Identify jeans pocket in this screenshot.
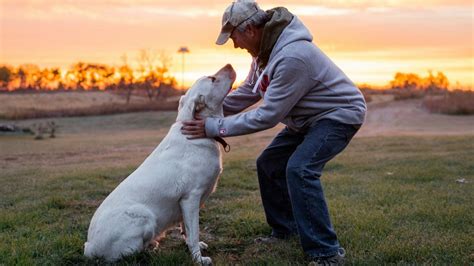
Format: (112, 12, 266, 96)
(329, 120, 359, 143)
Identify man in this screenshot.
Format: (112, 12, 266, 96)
(181, 0, 366, 264)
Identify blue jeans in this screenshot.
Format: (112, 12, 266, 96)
(256, 119, 359, 258)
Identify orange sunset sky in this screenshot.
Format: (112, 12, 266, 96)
(0, 0, 472, 88)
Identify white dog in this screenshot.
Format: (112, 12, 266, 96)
(84, 64, 236, 265)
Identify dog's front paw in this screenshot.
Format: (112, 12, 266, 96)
(147, 240, 160, 251)
(200, 256, 212, 266)
(199, 241, 208, 250)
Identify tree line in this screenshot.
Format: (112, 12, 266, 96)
(0, 49, 179, 103)
(0, 51, 454, 98)
(389, 71, 450, 92)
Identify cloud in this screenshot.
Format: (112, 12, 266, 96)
(3, 0, 472, 22)
(266, 0, 472, 9)
(1, 1, 225, 23)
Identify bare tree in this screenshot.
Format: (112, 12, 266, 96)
(48, 68, 62, 90)
(155, 51, 176, 99)
(33, 123, 47, 140)
(0, 66, 12, 91)
(136, 49, 159, 101)
(47, 121, 58, 138)
(135, 49, 178, 101)
(15, 66, 32, 90)
(118, 54, 135, 103)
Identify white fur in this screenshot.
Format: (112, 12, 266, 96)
(84, 65, 236, 265)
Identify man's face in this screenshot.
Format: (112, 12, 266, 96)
(230, 27, 259, 57)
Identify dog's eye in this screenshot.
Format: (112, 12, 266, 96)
(208, 76, 216, 82)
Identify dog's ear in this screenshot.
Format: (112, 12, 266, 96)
(193, 94, 206, 116)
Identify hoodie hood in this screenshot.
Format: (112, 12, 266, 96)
(265, 15, 313, 68)
(257, 7, 293, 69)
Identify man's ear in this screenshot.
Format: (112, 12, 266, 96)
(193, 94, 206, 117)
(246, 24, 257, 37)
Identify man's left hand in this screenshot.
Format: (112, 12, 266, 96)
(181, 116, 206, 139)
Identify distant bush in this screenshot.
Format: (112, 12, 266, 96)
(359, 89, 373, 103)
(390, 71, 449, 91)
(393, 89, 426, 101)
(358, 85, 388, 103)
(423, 91, 474, 115)
(363, 94, 372, 103)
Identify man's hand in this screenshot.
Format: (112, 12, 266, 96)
(181, 115, 206, 139)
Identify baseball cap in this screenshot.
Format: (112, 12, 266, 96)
(216, 1, 261, 45)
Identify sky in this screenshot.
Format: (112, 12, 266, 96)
(0, 0, 473, 89)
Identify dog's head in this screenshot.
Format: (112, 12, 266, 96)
(177, 64, 236, 120)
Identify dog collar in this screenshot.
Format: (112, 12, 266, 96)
(214, 137, 230, 152)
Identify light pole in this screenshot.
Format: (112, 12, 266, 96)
(177, 46, 190, 89)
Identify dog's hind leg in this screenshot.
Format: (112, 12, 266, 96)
(180, 196, 212, 265)
(180, 222, 186, 240)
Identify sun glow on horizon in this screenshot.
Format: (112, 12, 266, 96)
(0, 0, 472, 90)
(167, 46, 473, 90)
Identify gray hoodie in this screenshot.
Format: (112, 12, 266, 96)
(205, 15, 367, 138)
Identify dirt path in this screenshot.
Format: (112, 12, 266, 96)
(233, 96, 474, 149)
(357, 98, 474, 137)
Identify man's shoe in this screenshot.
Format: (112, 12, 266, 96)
(308, 248, 345, 266)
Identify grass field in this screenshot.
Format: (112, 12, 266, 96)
(1, 111, 473, 265)
(0, 92, 180, 120)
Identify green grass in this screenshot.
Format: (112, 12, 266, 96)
(1, 112, 473, 265)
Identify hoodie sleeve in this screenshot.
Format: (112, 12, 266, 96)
(222, 60, 261, 116)
(206, 57, 312, 137)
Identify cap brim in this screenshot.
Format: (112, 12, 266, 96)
(216, 31, 231, 45)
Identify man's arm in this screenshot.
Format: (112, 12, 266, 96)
(181, 60, 261, 139)
(204, 57, 313, 138)
(222, 60, 261, 116)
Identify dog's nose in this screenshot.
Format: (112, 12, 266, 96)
(223, 64, 235, 74)
(217, 64, 236, 81)
(226, 65, 236, 81)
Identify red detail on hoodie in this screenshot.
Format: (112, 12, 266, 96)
(259, 75, 270, 93)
